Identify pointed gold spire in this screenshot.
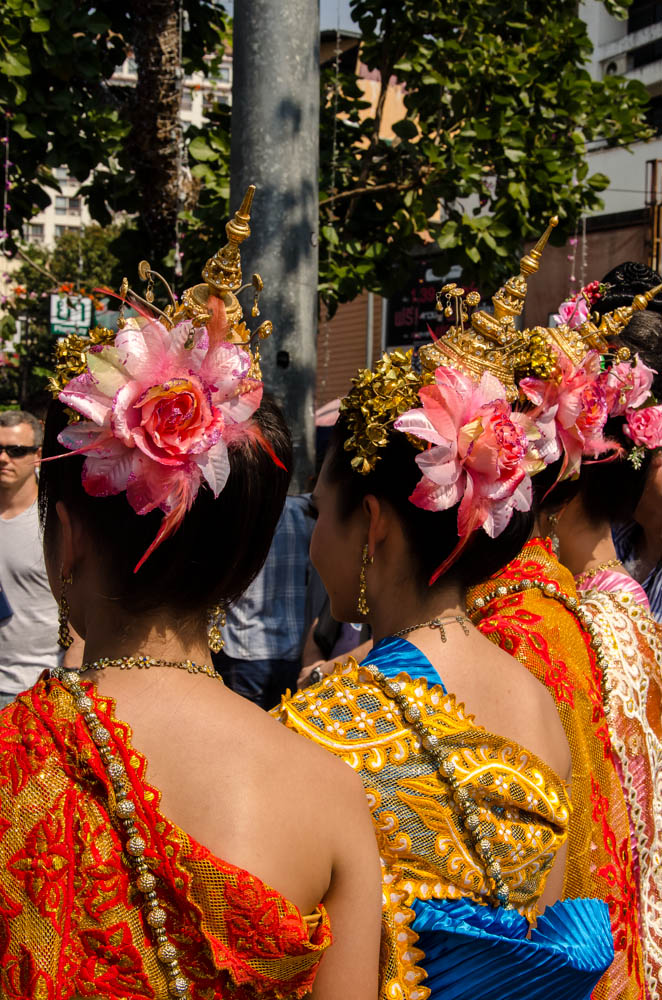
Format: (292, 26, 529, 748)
(420, 217, 558, 400)
(586, 281, 662, 341)
(201, 185, 255, 295)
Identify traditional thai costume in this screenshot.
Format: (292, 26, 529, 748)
(467, 537, 646, 1000)
(277, 638, 613, 999)
(0, 677, 330, 999)
(0, 191, 333, 999)
(575, 570, 662, 997)
(281, 225, 662, 996)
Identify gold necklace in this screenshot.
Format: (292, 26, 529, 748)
(82, 654, 224, 684)
(574, 559, 624, 591)
(362, 662, 510, 909)
(392, 614, 471, 644)
(52, 666, 192, 998)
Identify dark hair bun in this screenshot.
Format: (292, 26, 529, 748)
(597, 261, 662, 316)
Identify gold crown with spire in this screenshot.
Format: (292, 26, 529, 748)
(419, 217, 559, 400)
(51, 186, 273, 393)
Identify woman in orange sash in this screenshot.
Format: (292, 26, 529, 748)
(0, 195, 382, 999)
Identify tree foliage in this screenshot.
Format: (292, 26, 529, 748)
(0, 0, 229, 267)
(318, 0, 650, 310)
(0, 224, 125, 409)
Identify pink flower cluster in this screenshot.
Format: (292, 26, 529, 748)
(600, 356, 662, 452)
(57, 318, 263, 571)
(394, 368, 545, 580)
(520, 351, 613, 480)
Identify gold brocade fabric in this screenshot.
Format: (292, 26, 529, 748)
(276, 661, 570, 1000)
(0, 676, 331, 1000)
(467, 537, 646, 1000)
(579, 588, 662, 1000)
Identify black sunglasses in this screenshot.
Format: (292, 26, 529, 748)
(0, 445, 39, 458)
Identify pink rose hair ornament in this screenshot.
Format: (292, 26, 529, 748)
(600, 356, 662, 468)
(47, 186, 284, 572)
(394, 367, 546, 583)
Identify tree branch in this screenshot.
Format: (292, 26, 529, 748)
(320, 176, 424, 208)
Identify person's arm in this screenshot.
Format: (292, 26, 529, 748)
(298, 638, 373, 689)
(301, 617, 324, 667)
(312, 769, 382, 999)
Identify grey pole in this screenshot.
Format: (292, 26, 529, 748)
(230, 0, 320, 492)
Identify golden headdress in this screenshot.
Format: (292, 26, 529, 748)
(51, 186, 273, 393)
(419, 217, 559, 400)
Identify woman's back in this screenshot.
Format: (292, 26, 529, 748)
(0, 668, 381, 1000)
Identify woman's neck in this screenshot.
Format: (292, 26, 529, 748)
(369, 580, 466, 644)
(555, 498, 618, 577)
(78, 606, 210, 668)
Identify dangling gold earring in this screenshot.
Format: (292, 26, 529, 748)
(58, 571, 73, 650)
(357, 544, 373, 617)
(207, 602, 226, 654)
(547, 513, 561, 559)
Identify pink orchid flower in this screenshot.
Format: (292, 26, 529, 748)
(599, 357, 656, 417)
(552, 297, 589, 330)
(520, 350, 612, 481)
(57, 318, 263, 571)
(394, 368, 544, 581)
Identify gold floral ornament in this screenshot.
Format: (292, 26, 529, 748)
(514, 328, 562, 382)
(340, 349, 433, 475)
(50, 326, 117, 397)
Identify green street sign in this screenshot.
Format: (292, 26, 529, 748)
(49, 294, 94, 336)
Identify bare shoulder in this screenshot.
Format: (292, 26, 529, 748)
(481, 640, 571, 781)
(231, 688, 366, 802)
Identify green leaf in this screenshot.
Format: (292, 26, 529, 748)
(0, 51, 31, 77)
(188, 136, 216, 161)
(30, 17, 50, 32)
(392, 118, 418, 140)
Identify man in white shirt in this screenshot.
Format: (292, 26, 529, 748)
(0, 411, 76, 707)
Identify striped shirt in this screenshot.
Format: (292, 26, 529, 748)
(612, 520, 662, 623)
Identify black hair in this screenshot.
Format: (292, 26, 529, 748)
(38, 395, 292, 616)
(325, 418, 533, 591)
(596, 261, 662, 398)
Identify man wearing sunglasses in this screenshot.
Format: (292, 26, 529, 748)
(0, 410, 65, 708)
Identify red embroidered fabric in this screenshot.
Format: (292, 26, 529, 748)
(467, 538, 646, 1000)
(0, 676, 331, 999)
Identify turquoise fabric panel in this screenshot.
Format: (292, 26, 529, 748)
(360, 634, 447, 692)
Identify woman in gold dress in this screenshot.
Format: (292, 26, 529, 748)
(277, 343, 614, 1000)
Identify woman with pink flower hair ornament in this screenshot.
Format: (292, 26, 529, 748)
(275, 341, 614, 999)
(0, 191, 384, 1000)
(535, 275, 662, 1000)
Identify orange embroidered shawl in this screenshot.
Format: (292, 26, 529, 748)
(0, 676, 331, 1000)
(467, 537, 645, 1000)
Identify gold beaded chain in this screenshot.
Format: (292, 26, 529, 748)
(52, 666, 192, 999)
(468, 578, 613, 723)
(392, 614, 471, 643)
(574, 559, 624, 592)
(82, 654, 224, 684)
(361, 663, 511, 909)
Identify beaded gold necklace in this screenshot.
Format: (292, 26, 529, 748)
(83, 653, 224, 683)
(51, 664, 216, 999)
(467, 578, 613, 725)
(362, 662, 511, 909)
(574, 558, 624, 592)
